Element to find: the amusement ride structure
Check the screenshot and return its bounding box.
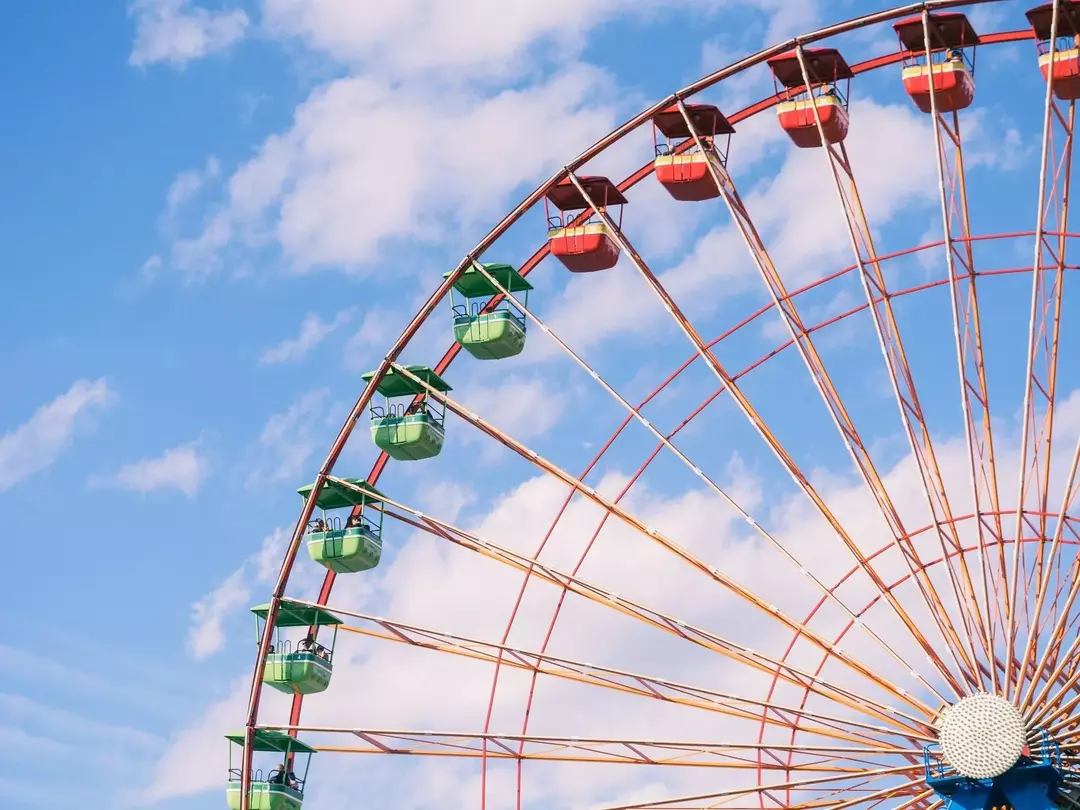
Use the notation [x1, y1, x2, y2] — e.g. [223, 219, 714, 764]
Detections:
[227, 2, 1080, 810]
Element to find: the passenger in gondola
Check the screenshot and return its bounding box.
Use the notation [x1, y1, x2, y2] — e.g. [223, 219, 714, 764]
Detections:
[297, 635, 315, 653]
[346, 513, 363, 529]
[405, 399, 425, 416]
[286, 770, 299, 790]
[269, 768, 285, 785]
[311, 517, 327, 533]
[820, 83, 836, 98]
[947, 48, 963, 64]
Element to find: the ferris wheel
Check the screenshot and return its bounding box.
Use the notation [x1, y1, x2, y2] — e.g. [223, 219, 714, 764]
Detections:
[227, 2, 1080, 810]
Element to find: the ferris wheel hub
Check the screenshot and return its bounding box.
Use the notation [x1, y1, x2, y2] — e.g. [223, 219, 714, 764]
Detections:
[938, 693, 1027, 780]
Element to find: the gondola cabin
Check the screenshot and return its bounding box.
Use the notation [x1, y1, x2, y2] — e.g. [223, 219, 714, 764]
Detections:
[1027, 2, 1080, 100]
[299, 477, 384, 573]
[443, 262, 532, 360]
[651, 103, 735, 202]
[894, 13, 978, 114]
[253, 600, 343, 695]
[768, 49, 853, 148]
[545, 176, 628, 273]
[226, 729, 317, 810]
[361, 365, 452, 461]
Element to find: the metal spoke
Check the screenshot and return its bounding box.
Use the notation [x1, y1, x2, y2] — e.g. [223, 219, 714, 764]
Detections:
[593, 765, 921, 810]
[1007, 0, 1076, 698]
[1019, 433, 1080, 710]
[793, 43, 984, 693]
[292, 601, 934, 747]
[668, 97, 974, 701]
[327, 475, 935, 732]
[259, 726, 918, 770]
[565, 169, 960, 700]
[917, 11, 1006, 690]
[469, 260, 938, 704]
[381, 359, 941, 721]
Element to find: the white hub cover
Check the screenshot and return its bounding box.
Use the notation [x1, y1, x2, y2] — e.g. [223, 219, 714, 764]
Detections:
[938, 693, 1026, 780]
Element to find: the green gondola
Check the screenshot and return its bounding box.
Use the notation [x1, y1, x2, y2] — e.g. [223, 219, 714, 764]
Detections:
[298, 477, 384, 573]
[361, 365, 452, 461]
[443, 262, 532, 360]
[226, 729, 317, 810]
[252, 600, 343, 695]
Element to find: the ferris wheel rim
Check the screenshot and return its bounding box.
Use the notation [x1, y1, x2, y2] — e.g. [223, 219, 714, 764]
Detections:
[233, 4, 1080, 810]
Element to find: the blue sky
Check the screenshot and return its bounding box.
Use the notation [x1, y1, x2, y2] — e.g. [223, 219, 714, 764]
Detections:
[5, 1, 1080, 809]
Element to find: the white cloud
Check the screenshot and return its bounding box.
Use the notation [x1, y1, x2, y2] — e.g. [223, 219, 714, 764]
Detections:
[177, 66, 620, 275]
[129, 0, 249, 68]
[188, 527, 291, 658]
[344, 308, 410, 372]
[171, 209, 232, 278]
[188, 567, 250, 659]
[0, 378, 114, 492]
[139, 253, 163, 281]
[165, 0, 811, 278]
[165, 156, 221, 220]
[260, 0, 780, 81]
[246, 389, 337, 486]
[261, 309, 355, 365]
[89, 442, 209, 496]
[457, 374, 571, 444]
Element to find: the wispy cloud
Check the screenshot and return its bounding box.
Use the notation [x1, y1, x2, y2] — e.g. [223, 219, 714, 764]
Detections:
[0, 378, 114, 492]
[138, 253, 163, 281]
[89, 441, 209, 497]
[245, 389, 338, 486]
[188, 567, 251, 659]
[128, 0, 249, 68]
[0, 643, 184, 723]
[344, 307, 406, 372]
[261, 308, 355, 365]
[165, 156, 220, 220]
[188, 527, 288, 658]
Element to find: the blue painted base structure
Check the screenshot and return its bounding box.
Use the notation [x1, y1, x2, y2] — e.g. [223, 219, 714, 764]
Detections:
[927, 761, 1063, 810]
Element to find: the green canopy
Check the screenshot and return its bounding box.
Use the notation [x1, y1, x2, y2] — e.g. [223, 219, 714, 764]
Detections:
[225, 729, 318, 754]
[251, 599, 343, 628]
[444, 263, 532, 298]
[297, 477, 383, 510]
[362, 365, 452, 398]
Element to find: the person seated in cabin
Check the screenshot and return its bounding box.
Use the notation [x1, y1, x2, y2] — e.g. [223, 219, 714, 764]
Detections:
[268, 768, 285, 785]
[345, 513, 363, 529]
[286, 770, 299, 790]
[947, 48, 964, 64]
[405, 400, 425, 417]
[310, 518, 327, 533]
[819, 84, 836, 98]
[297, 635, 316, 653]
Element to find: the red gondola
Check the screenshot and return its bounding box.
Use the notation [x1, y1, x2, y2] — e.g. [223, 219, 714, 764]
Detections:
[544, 176, 627, 273]
[768, 49, 853, 149]
[1027, 1, 1080, 100]
[650, 103, 735, 202]
[894, 13, 978, 114]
